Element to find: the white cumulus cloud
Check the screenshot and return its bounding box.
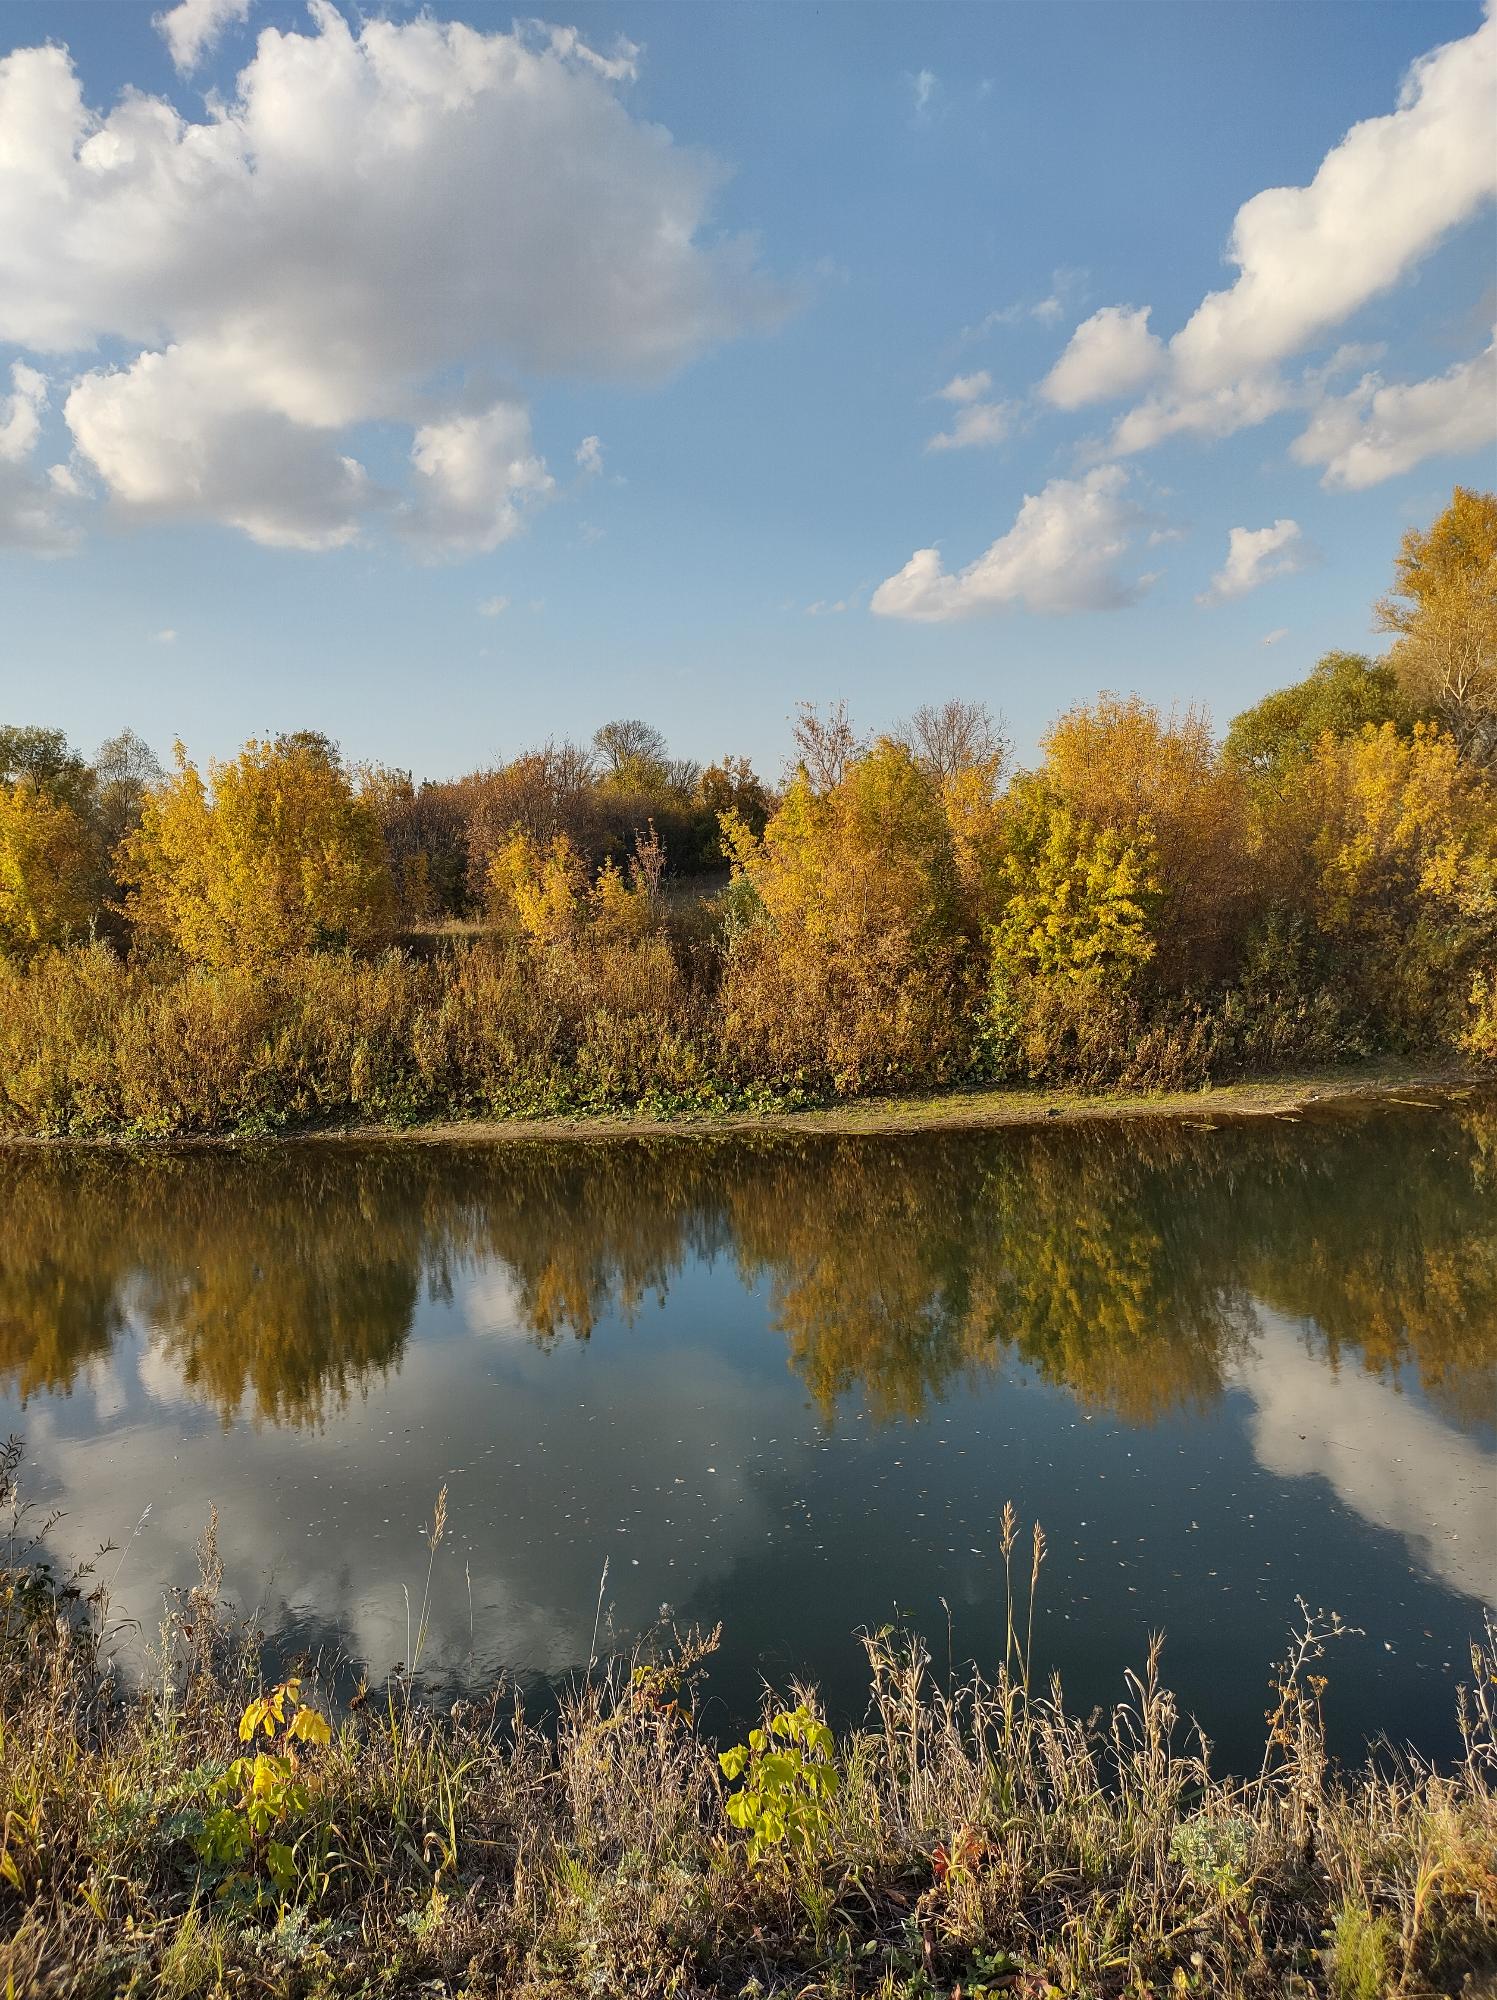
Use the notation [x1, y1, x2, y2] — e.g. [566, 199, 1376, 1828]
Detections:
[1171, 8, 1497, 392]
[0, 7, 781, 553]
[407, 401, 554, 556]
[1198, 519, 1308, 605]
[64, 343, 377, 550]
[0, 359, 46, 464]
[1107, 373, 1296, 457]
[927, 371, 1015, 449]
[1041, 305, 1163, 409]
[154, 0, 250, 74]
[1050, 6, 1497, 454]
[872, 465, 1150, 621]
[1290, 336, 1497, 489]
[541, 25, 639, 83]
[0, 360, 76, 551]
[575, 434, 604, 476]
[926, 400, 1016, 452]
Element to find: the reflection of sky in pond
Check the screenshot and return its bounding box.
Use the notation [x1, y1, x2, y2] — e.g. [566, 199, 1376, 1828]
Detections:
[3, 1097, 1494, 1770]
[1231, 1316, 1492, 1603]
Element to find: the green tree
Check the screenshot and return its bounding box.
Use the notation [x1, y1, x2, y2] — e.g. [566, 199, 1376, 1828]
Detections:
[1224, 652, 1415, 783]
[0, 724, 95, 817]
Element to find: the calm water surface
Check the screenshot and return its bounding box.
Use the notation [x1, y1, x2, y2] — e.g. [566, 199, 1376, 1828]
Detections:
[3, 1095, 1494, 1768]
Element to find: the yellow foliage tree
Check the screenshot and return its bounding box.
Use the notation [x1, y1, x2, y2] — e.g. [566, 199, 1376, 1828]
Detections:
[487, 829, 589, 945]
[939, 761, 1008, 925]
[354, 763, 441, 926]
[981, 778, 1162, 1080]
[588, 855, 658, 944]
[990, 780, 1159, 988]
[1464, 968, 1497, 1063]
[1376, 486, 1497, 767]
[486, 828, 661, 947]
[1310, 725, 1489, 926]
[120, 736, 393, 970]
[721, 739, 972, 1090]
[0, 777, 99, 959]
[1261, 721, 1497, 1045]
[1039, 694, 1249, 986]
[695, 756, 773, 859]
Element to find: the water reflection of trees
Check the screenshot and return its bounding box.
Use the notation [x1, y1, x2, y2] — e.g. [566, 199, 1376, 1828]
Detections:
[0, 1152, 424, 1423]
[0, 1097, 1492, 1430]
[1231, 1103, 1497, 1431]
[722, 1133, 1245, 1424]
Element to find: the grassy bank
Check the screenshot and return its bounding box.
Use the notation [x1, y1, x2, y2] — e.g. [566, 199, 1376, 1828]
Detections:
[0, 1059, 1485, 1149]
[301, 1062, 1486, 1146]
[3, 1467, 1494, 1999]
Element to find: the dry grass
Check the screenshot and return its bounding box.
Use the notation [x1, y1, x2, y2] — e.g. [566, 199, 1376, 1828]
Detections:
[1, 1456, 1493, 1998]
[0, 937, 1486, 1144]
[0, 940, 734, 1139]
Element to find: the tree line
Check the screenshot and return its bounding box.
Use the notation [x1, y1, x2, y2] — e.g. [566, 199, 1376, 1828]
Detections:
[0, 487, 1492, 1131]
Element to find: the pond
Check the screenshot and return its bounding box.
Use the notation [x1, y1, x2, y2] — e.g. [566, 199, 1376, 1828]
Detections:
[2, 1092, 1494, 1771]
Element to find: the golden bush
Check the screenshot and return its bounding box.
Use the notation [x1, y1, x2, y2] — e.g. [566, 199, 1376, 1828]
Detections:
[0, 779, 99, 959]
[120, 736, 393, 970]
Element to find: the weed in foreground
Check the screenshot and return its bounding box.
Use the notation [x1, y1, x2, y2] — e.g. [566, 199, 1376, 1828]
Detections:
[0, 1460, 1493, 1997]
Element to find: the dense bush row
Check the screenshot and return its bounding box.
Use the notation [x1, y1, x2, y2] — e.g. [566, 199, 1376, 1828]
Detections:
[0, 489, 1492, 1134]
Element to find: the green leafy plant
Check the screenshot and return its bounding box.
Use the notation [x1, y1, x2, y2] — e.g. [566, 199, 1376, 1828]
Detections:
[195, 1676, 331, 1898]
[1168, 1811, 1255, 1904]
[718, 1702, 840, 1866]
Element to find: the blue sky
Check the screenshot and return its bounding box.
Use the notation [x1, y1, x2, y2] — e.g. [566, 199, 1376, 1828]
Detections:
[0, 0, 1492, 780]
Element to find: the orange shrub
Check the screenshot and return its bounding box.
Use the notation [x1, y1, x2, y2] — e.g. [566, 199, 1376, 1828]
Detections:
[720, 740, 975, 1091]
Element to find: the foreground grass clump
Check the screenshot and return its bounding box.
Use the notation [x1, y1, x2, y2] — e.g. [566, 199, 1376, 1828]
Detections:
[2, 1477, 1494, 1998]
